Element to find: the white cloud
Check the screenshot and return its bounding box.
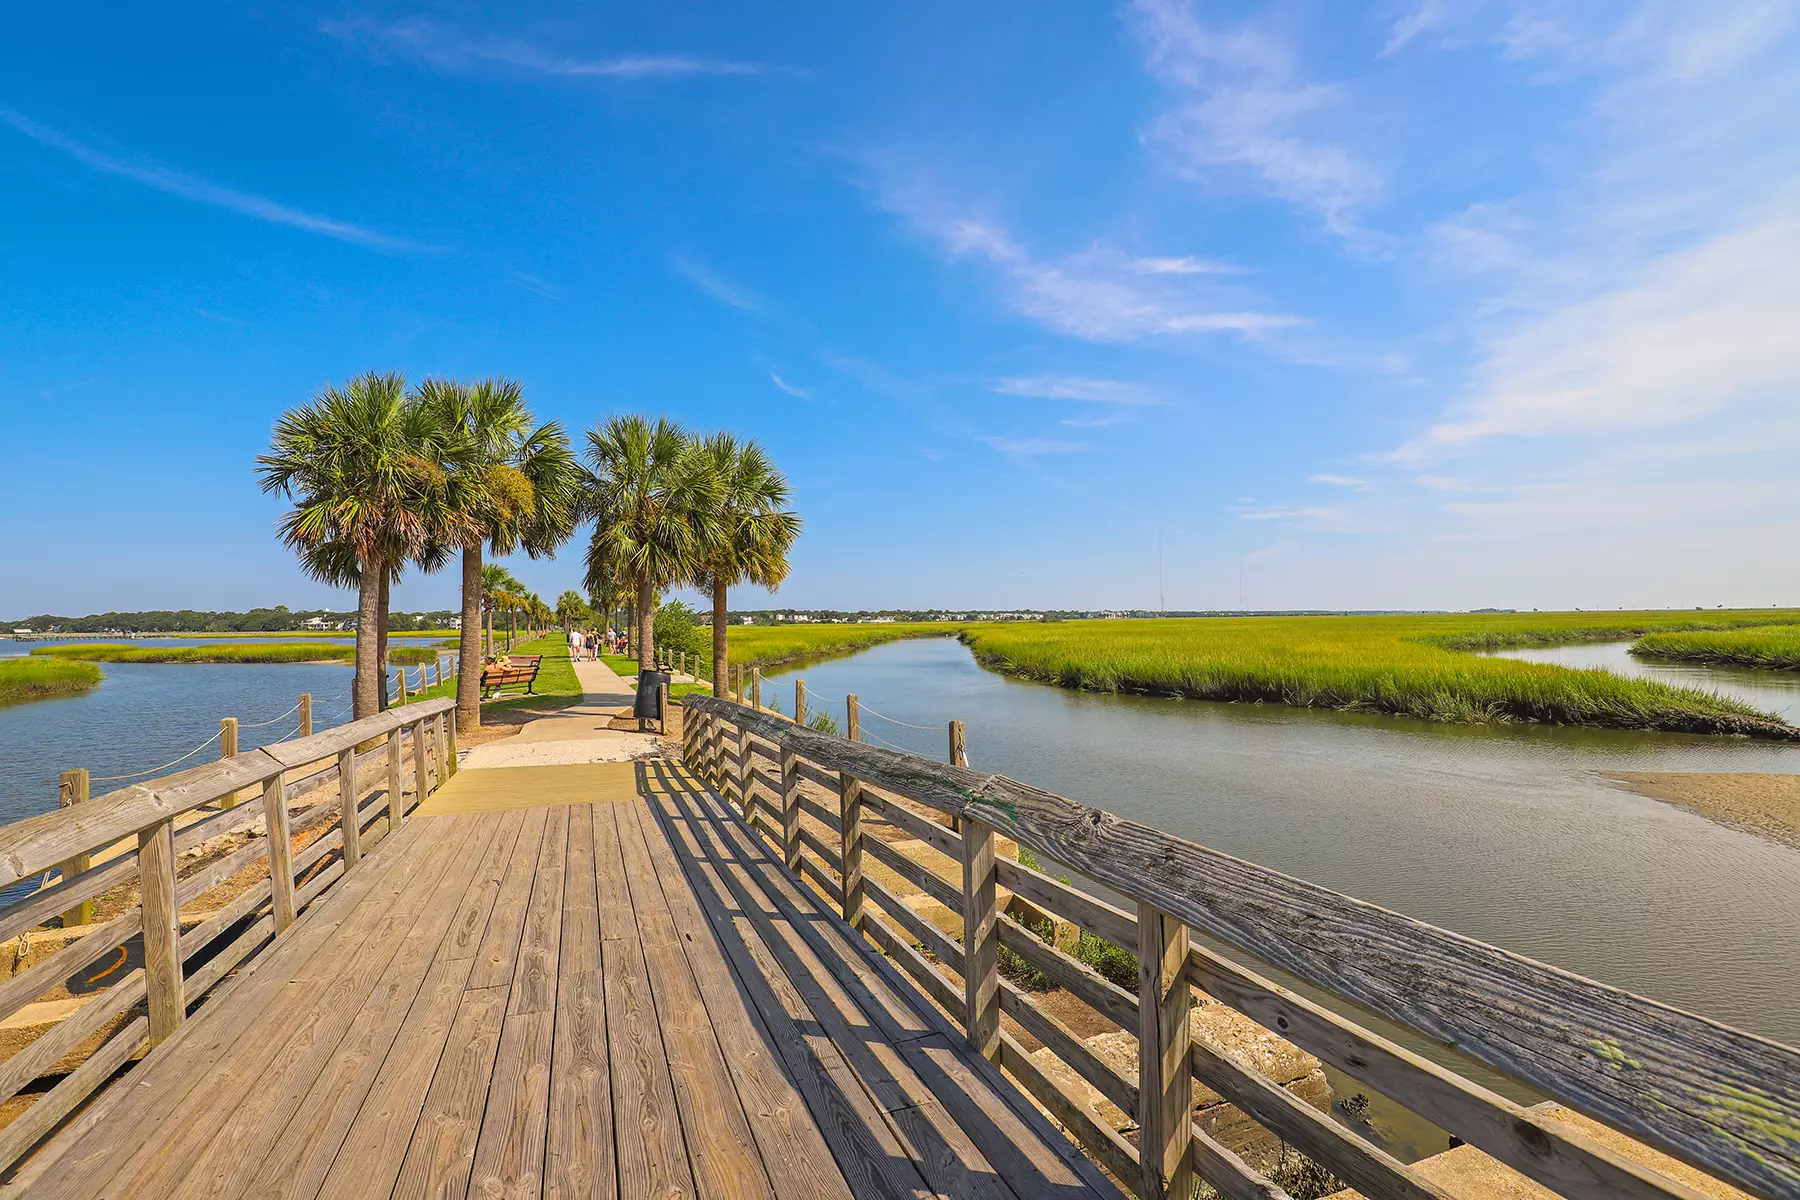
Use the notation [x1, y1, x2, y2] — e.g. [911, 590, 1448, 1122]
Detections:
[1128, 0, 1384, 247]
[989, 376, 1163, 405]
[769, 372, 812, 400]
[0, 107, 419, 252]
[672, 255, 760, 311]
[1239, 505, 1347, 523]
[875, 184, 1295, 342]
[322, 18, 768, 79]
[1309, 474, 1367, 487]
[1130, 255, 1245, 275]
[982, 436, 1088, 456]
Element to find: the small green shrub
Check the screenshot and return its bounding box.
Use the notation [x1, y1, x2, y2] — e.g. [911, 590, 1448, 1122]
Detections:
[1071, 929, 1138, 991]
[806, 709, 841, 736]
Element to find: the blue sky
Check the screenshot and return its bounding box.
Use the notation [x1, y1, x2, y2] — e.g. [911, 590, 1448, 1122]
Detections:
[4, 1, 1798, 616]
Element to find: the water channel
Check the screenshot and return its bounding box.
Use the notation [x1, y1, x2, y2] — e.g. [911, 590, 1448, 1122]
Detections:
[758, 636, 1800, 1152]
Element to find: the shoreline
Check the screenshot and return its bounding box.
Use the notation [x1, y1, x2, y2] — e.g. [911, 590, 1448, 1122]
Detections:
[1604, 771, 1800, 851]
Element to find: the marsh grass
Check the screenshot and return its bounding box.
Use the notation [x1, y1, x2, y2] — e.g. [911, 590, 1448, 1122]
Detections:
[1632, 625, 1800, 670]
[727, 622, 962, 671]
[33, 642, 443, 666]
[961, 612, 1800, 738]
[0, 657, 103, 705]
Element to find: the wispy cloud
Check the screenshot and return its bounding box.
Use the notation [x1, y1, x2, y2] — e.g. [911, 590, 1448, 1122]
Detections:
[672, 255, 761, 311]
[1239, 505, 1346, 523]
[0, 107, 421, 252]
[323, 18, 769, 80]
[1130, 255, 1246, 275]
[982, 435, 1088, 456]
[769, 372, 812, 400]
[1309, 473, 1367, 487]
[989, 376, 1163, 405]
[1128, 0, 1385, 248]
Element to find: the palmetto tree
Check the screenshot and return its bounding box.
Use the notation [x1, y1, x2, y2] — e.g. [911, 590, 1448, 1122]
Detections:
[691, 433, 801, 696]
[258, 372, 454, 718]
[556, 590, 589, 636]
[422, 378, 577, 731]
[578, 415, 720, 671]
[481, 564, 525, 657]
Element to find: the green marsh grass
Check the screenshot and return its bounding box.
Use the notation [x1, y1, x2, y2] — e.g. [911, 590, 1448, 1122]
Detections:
[33, 642, 443, 666]
[1632, 625, 1800, 670]
[0, 657, 103, 705]
[959, 612, 1800, 738]
[726, 622, 962, 671]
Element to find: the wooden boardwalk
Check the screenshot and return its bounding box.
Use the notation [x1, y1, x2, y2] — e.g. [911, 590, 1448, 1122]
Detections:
[23, 761, 1114, 1200]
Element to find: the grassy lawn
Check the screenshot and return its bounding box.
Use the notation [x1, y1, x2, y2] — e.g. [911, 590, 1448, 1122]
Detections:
[1632, 625, 1800, 670]
[600, 653, 640, 677]
[959, 611, 1800, 738]
[0, 657, 103, 705]
[398, 634, 585, 716]
[33, 642, 444, 666]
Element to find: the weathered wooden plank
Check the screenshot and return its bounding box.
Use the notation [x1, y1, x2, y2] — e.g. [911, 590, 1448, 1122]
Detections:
[962, 816, 1001, 1061]
[687, 695, 1800, 1200]
[799, 852, 846, 906]
[861, 831, 963, 914]
[388, 984, 512, 1200]
[508, 805, 569, 1015]
[1191, 1121, 1292, 1200]
[0, 968, 145, 1106]
[596, 802, 697, 1200]
[622, 787, 859, 1200]
[546, 965, 615, 1200]
[998, 913, 1136, 1030]
[860, 904, 969, 1021]
[138, 817, 184, 1047]
[617, 797, 774, 1200]
[644, 768, 931, 1200]
[998, 978, 1138, 1118]
[840, 771, 866, 930]
[997, 1031, 1140, 1188]
[995, 855, 1137, 950]
[1187, 946, 1715, 1200]
[468, 1010, 556, 1199]
[264, 770, 297, 931]
[1188, 1033, 1453, 1200]
[864, 873, 965, 973]
[468, 805, 551, 990]
[443, 807, 529, 962]
[862, 785, 964, 860]
[0, 1017, 149, 1177]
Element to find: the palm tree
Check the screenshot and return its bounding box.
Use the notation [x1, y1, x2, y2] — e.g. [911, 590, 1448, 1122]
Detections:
[556, 590, 588, 636]
[578, 415, 720, 671]
[258, 372, 454, 718]
[423, 377, 577, 731]
[481, 564, 525, 657]
[691, 434, 801, 696]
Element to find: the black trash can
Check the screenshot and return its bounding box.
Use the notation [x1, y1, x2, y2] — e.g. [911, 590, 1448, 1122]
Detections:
[634, 670, 672, 721]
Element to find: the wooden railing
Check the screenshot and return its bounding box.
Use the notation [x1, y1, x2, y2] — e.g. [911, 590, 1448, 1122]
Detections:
[0, 696, 456, 1182]
[681, 693, 1799, 1200]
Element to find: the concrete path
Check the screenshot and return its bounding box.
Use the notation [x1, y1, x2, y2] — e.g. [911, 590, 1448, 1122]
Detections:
[460, 656, 661, 768]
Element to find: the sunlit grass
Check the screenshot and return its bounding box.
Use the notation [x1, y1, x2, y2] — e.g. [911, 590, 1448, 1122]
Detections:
[959, 612, 1800, 737]
[1632, 625, 1800, 670]
[0, 657, 103, 705]
[400, 634, 583, 714]
[33, 642, 444, 666]
[726, 622, 963, 670]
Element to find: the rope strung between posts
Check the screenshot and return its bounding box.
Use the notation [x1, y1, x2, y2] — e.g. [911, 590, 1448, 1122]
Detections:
[236, 699, 303, 728]
[852, 701, 941, 731]
[90, 727, 223, 782]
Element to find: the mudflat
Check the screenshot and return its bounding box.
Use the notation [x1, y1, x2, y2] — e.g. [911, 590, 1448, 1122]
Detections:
[1606, 771, 1800, 850]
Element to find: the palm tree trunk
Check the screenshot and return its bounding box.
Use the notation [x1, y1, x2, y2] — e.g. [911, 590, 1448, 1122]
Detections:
[712, 578, 729, 695]
[353, 557, 383, 719]
[486, 604, 494, 658]
[457, 546, 483, 733]
[377, 570, 391, 712]
[637, 576, 655, 671]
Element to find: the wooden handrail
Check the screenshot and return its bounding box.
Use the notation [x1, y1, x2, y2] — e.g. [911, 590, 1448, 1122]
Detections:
[0, 698, 455, 889]
[684, 693, 1800, 1200]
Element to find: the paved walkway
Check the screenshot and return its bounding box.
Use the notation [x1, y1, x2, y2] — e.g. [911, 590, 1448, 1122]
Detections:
[461, 658, 661, 769]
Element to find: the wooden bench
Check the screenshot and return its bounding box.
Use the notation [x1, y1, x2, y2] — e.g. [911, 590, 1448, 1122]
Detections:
[479, 655, 541, 698]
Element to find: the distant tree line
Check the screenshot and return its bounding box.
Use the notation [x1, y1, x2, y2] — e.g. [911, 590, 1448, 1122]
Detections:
[5, 606, 460, 633]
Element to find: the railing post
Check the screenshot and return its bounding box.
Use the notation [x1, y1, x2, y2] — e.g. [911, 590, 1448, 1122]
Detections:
[410, 718, 429, 816]
[960, 814, 1000, 1060]
[752, 669, 761, 711]
[56, 769, 92, 927]
[138, 816, 184, 1047]
[948, 719, 967, 831]
[264, 771, 297, 932]
[339, 746, 361, 869]
[444, 708, 458, 777]
[847, 695, 860, 742]
[386, 728, 404, 836]
[779, 747, 802, 870]
[736, 725, 751, 817]
[219, 716, 240, 809]
[299, 693, 312, 737]
[840, 770, 865, 929]
[432, 712, 447, 790]
[397, 668, 409, 704]
[795, 680, 806, 727]
[1137, 902, 1194, 1200]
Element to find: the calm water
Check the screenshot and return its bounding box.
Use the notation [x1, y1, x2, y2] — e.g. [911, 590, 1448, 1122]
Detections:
[763, 638, 1800, 1062]
[1484, 639, 1800, 722]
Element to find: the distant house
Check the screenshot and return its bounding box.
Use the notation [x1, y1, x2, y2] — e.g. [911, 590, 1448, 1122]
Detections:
[301, 616, 333, 631]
